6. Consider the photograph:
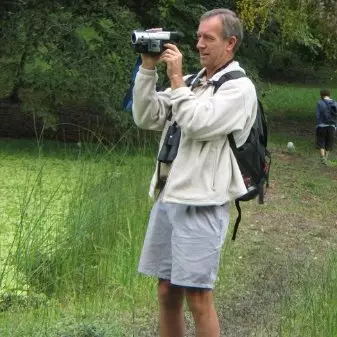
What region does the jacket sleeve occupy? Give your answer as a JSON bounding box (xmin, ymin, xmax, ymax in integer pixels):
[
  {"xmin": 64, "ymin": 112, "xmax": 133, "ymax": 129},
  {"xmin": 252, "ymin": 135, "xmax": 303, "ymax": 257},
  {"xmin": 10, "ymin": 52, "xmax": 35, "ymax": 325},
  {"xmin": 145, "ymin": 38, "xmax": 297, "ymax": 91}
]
[
  {"xmin": 170, "ymin": 78, "xmax": 257, "ymax": 142},
  {"xmin": 132, "ymin": 66, "xmax": 171, "ymax": 131}
]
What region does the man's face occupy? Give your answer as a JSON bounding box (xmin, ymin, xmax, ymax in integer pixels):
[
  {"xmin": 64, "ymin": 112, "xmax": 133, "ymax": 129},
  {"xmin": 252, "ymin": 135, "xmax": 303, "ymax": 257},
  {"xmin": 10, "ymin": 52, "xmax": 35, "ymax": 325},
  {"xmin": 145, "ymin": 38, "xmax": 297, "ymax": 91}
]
[{"xmin": 196, "ymin": 16, "xmax": 235, "ymax": 71}]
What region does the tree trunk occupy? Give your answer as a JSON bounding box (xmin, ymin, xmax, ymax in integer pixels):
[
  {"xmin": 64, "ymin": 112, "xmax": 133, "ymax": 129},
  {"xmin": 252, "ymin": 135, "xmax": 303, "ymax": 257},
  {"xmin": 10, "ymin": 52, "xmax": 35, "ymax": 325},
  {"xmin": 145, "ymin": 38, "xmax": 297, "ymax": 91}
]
[{"xmin": 8, "ymin": 22, "xmax": 34, "ymax": 103}]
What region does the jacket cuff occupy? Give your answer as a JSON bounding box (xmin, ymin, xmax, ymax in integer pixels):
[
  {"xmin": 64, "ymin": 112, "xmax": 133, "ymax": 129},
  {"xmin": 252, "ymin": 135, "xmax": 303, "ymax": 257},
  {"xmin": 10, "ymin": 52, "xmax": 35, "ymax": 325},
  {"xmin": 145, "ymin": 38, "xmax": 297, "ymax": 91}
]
[
  {"xmin": 138, "ymin": 66, "xmax": 157, "ymax": 76},
  {"xmin": 170, "ymin": 86, "xmax": 191, "ymax": 99}
]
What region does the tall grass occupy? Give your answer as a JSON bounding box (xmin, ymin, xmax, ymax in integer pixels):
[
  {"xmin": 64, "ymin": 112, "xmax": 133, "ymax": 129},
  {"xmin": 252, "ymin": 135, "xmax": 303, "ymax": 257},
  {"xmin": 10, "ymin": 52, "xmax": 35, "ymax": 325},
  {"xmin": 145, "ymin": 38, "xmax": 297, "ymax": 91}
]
[
  {"xmin": 280, "ymin": 252, "xmax": 337, "ymax": 337},
  {"xmin": 0, "ymin": 139, "xmax": 158, "ymax": 336}
]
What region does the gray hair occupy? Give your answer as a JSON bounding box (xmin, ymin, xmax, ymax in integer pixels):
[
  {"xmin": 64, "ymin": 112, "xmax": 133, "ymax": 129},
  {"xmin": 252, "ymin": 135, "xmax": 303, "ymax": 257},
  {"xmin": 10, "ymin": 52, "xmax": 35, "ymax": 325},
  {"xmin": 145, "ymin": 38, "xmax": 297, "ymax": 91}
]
[{"xmin": 200, "ymin": 8, "xmax": 243, "ymax": 53}]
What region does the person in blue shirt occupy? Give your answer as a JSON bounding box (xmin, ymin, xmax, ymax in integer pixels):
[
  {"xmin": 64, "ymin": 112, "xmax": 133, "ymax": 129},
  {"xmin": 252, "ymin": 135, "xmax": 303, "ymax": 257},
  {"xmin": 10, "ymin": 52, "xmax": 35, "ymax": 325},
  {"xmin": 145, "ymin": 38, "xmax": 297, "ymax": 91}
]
[{"xmin": 315, "ymin": 88, "xmax": 337, "ymax": 165}]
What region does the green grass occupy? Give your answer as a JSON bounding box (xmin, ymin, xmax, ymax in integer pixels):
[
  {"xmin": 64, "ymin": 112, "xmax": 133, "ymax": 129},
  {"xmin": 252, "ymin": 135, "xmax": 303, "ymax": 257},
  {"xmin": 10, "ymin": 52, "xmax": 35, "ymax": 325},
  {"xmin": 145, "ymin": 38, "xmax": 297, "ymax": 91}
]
[
  {"xmin": 263, "ymin": 84, "xmax": 337, "ymax": 120},
  {"xmin": 0, "ymin": 140, "xmax": 159, "ymax": 336},
  {"xmin": 0, "ymin": 83, "xmax": 337, "ymax": 336},
  {"xmin": 280, "ymin": 252, "xmax": 337, "ymax": 337}
]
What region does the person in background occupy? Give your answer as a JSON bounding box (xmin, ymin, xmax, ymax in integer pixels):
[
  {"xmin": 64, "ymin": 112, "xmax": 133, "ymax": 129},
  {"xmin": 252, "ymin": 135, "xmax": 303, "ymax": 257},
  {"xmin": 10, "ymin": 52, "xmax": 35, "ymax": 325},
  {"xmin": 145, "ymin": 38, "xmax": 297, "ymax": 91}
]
[
  {"xmin": 132, "ymin": 8, "xmax": 257, "ymax": 337},
  {"xmin": 315, "ymin": 88, "xmax": 337, "ymax": 165}
]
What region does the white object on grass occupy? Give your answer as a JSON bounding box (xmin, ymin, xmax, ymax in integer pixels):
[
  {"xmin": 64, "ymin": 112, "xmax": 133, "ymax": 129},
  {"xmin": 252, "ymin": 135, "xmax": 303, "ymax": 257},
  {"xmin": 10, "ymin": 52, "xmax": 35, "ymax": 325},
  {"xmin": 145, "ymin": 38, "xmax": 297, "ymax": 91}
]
[{"xmin": 287, "ymin": 142, "xmax": 295, "ymax": 152}]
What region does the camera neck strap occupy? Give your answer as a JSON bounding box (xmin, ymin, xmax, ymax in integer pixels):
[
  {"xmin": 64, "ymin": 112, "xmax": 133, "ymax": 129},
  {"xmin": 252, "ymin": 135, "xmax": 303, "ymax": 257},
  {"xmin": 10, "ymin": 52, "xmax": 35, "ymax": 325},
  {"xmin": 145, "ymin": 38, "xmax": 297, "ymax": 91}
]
[
  {"xmin": 190, "ymin": 58, "xmax": 234, "ymax": 90},
  {"xmin": 213, "ymin": 58, "xmax": 235, "ymax": 76}
]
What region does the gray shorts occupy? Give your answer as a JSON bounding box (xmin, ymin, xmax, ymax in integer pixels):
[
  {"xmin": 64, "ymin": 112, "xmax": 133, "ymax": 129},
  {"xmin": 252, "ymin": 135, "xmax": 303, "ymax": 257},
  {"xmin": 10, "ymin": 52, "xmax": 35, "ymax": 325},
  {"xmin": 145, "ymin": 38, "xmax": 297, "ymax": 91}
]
[{"xmin": 138, "ymin": 194, "xmax": 230, "ymax": 289}]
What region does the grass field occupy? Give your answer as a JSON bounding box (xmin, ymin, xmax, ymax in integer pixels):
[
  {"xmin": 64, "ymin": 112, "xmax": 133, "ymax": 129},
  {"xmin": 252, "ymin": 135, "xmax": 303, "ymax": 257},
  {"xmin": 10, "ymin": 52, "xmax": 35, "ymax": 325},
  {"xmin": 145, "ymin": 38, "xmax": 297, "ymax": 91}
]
[{"xmin": 0, "ymin": 84, "xmax": 336, "ymax": 336}]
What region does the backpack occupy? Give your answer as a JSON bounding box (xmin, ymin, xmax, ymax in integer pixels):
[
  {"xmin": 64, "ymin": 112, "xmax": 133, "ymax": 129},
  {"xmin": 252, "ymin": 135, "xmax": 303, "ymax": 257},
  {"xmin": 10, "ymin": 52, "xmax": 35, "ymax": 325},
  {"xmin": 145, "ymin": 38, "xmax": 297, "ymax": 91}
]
[
  {"xmin": 321, "ymin": 99, "xmax": 337, "ymax": 125},
  {"xmin": 186, "ymin": 70, "xmax": 271, "ymax": 240}
]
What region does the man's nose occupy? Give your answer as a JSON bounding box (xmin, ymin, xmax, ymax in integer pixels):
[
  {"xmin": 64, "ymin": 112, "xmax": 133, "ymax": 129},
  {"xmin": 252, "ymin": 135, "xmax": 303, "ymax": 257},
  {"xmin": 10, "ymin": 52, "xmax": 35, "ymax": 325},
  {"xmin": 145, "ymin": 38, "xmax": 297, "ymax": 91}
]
[{"xmin": 196, "ymin": 39, "xmax": 205, "ymax": 49}]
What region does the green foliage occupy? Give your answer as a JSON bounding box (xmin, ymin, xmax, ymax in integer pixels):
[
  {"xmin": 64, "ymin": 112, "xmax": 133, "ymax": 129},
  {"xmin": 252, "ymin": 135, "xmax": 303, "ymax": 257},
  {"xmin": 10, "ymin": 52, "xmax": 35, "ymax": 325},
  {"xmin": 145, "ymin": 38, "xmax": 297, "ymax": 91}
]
[
  {"xmin": 0, "ymin": 0, "xmax": 337, "ymax": 138},
  {"xmin": 237, "ymin": 0, "xmax": 337, "ymax": 83},
  {"xmin": 0, "ymin": 2, "xmax": 142, "ymax": 127},
  {"xmin": 153, "ymin": 0, "xmax": 206, "ymax": 74}
]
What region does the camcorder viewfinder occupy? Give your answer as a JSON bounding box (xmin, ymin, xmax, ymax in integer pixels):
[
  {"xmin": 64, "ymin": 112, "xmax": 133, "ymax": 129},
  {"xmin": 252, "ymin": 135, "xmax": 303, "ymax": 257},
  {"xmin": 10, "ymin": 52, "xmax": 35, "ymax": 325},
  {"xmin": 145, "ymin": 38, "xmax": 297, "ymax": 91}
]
[{"xmin": 131, "ymin": 30, "xmax": 184, "ymax": 55}]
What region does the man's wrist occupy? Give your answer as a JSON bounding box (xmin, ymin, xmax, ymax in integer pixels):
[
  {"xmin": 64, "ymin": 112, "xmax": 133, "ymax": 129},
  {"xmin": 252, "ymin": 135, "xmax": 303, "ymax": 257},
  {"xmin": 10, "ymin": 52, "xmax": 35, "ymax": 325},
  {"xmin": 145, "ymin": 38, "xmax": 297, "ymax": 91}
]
[
  {"xmin": 170, "ymin": 74, "xmax": 185, "ymax": 90},
  {"xmin": 141, "ymin": 63, "xmax": 156, "ymax": 70}
]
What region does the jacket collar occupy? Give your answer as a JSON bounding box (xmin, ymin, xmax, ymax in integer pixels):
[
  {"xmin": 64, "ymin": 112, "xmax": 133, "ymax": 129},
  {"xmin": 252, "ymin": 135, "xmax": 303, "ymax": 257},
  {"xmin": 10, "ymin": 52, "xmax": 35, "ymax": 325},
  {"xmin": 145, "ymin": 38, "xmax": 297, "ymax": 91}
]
[{"xmin": 191, "ymin": 61, "xmax": 245, "ymax": 88}]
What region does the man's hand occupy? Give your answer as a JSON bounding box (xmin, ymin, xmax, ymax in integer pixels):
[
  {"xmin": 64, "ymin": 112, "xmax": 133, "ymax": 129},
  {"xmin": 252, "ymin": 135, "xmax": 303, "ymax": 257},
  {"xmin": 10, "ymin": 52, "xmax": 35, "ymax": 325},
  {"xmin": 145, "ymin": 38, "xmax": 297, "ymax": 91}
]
[
  {"xmin": 160, "ymin": 43, "xmax": 185, "ymax": 89},
  {"xmin": 140, "ymin": 28, "xmax": 162, "ymax": 70}
]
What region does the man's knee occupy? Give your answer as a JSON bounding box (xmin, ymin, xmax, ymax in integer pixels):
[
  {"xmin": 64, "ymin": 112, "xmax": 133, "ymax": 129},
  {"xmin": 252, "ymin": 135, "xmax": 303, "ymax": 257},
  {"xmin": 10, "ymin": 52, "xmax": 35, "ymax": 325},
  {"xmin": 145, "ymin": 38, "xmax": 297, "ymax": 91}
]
[
  {"xmin": 185, "ymin": 288, "xmax": 214, "ymax": 316},
  {"xmin": 157, "ymin": 279, "xmax": 184, "ymax": 309}
]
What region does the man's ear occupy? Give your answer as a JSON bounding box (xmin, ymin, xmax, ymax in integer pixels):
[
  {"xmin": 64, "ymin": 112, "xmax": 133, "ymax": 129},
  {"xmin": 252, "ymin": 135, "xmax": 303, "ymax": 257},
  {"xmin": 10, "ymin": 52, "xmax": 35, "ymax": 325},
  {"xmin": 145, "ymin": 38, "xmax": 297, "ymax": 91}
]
[{"xmin": 226, "ymin": 36, "xmax": 237, "ymax": 52}]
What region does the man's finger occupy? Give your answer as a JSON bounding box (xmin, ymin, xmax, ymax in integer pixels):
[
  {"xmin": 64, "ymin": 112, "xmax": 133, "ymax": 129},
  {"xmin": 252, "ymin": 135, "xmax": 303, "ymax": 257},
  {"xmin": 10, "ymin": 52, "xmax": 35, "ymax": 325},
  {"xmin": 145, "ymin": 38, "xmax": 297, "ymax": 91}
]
[
  {"xmin": 146, "ymin": 27, "xmax": 163, "ymax": 32},
  {"xmin": 163, "ymin": 43, "xmax": 179, "ymax": 51}
]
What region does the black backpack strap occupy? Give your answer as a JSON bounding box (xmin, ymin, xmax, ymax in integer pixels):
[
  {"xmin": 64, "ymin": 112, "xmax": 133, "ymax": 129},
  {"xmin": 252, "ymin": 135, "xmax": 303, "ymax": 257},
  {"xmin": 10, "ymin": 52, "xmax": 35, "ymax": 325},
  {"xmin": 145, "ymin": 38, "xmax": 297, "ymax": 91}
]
[
  {"xmin": 227, "ymin": 133, "xmax": 237, "ymax": 152},
  {"xmin": 232, "ymin": 199, "xmax": 241, "ymax": 240},
  {"xmin": 229, "ymin": 132, "xmax": 244, "ymax": 240},
  {"xmin": 187, "ymin": 70, "xmax": 246, "ymax": 94},
  {"xmin": 212, "ymin": 70, "xmax": 251, "ymax": 241},
  {"xmin": 185, "ymin": 74, "xmax": 197, "ymax": 88},
  {"xmin": 258, "ymin": 99, "xmax": 268, "ymax": 146},
  {"xmin": 213, "ymin": 70, "xmax": 247, "ymax": 155},
  {"xmin": 265, "ymin": 149, "xmax": 271, "ymax": 187},
  {"xmin": 212, "ymin": 70, "xmax": 247, "ymax": 94},
  {"xmin": 213, "ymin": 70, "xmax": 247, "ymax": 151}
]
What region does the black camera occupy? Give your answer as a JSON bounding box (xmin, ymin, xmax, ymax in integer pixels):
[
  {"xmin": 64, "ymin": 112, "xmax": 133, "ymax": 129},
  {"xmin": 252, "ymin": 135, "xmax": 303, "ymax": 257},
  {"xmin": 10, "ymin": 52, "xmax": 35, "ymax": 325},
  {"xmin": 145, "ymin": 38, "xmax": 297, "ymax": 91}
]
[
  {"xmin": 157, "ymin": 123, "xmax": 181, "ymax": 163},
  {"xmin": 131, "ymin": 30, "xmax": 184, "ymax": 55}
]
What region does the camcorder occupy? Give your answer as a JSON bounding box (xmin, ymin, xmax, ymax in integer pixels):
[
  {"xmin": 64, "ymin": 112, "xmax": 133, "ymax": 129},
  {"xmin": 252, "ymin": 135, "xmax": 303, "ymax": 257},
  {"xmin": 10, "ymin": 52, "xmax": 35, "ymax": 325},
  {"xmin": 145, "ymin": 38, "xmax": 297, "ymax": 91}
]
[{"xmin": 131, "ymin": 30, "xmax": 184, "ymax": 55}]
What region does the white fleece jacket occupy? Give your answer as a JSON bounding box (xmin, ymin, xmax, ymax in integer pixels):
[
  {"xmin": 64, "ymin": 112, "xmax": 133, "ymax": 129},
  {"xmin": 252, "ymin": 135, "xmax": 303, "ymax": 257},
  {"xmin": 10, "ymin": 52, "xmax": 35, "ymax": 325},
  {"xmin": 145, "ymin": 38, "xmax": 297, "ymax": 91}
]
[{"xmin": 132, "ymin": 61, "xmax": 257, "ymax": 205}]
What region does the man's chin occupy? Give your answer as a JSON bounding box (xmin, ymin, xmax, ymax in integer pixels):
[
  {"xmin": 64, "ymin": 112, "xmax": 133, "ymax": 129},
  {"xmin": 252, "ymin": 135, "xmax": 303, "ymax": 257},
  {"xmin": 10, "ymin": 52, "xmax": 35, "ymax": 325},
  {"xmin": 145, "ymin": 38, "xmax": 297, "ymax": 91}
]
[{"xmin": 199, "ymin": 58, "xmax": 207, "ymax": 67}]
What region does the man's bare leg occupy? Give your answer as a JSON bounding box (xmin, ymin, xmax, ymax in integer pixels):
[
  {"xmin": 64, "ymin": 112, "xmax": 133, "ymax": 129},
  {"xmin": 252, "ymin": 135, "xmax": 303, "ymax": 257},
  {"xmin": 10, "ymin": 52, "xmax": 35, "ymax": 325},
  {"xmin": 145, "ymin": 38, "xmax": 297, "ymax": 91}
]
[
  {"xmin": 158, "ymin": 279, "xmax": 185, "ymax": 337},
  {"xmin": 320, "ymin": 148, "xmax": 328, "ymax": 164},
  {"xmin": 186, "ymin": 288, "xmax": 220, "ymax": 337}
]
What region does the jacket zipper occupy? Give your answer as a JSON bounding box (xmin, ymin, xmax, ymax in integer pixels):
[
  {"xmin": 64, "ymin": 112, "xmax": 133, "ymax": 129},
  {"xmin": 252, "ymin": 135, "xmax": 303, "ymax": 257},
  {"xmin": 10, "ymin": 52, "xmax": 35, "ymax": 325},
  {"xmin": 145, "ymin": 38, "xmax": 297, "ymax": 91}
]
[{"xmin": 211, "ymin": 145, "xmax": 218, "ymax": 190}]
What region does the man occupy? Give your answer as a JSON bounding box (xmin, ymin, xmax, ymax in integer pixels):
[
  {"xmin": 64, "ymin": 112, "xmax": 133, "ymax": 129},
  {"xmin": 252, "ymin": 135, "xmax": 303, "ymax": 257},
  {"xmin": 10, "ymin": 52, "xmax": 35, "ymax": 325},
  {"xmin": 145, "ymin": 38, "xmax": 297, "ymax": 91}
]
[
  {"xmin": 315, "ymin": 88, "xmax": 337, "ymax": 165},
  {"xmin": 132, "ymin": 8, "xmax": 257, "ymax": 337}
]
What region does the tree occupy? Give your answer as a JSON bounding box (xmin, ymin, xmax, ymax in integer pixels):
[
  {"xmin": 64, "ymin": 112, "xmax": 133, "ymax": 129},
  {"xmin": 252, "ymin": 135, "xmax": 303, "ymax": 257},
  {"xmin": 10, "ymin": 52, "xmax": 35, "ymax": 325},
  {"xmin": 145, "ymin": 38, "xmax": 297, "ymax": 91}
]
[
  {"xmin": 237, "ymin": 0, "xmax": 337, "ymax": 60},
  {"xmin": 0, "ymin": 1, "xmax": 141, "ymax": 120}
]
